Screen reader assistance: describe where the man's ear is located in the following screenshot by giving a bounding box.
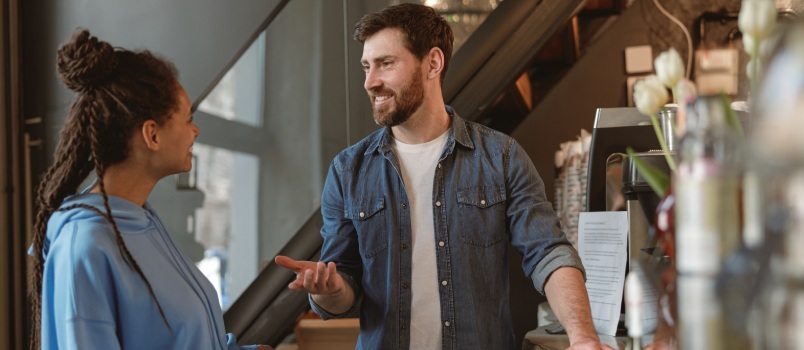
[426,47,444,81]
[141,120,160,150]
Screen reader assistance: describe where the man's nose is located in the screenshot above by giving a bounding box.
[364,68,381,92]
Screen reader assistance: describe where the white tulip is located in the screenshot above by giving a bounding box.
[742,33,756,55]
[739,0,777,40]
[654,48,685,88]
[743,32,781,57]
[742,33,760,55]
[634,75,670,116]
[746,56,764,82]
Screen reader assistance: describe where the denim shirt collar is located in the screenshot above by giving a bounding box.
[365,105,475,156]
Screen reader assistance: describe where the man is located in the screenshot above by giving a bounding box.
[276,3,612,349]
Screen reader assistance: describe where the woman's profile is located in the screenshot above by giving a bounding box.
[28,29,270,350]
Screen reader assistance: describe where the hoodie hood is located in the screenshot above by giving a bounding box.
[43,193,157,258]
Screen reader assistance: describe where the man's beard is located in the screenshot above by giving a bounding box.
[370,68,425,127]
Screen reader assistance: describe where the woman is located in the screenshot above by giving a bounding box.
[28,29,270,350]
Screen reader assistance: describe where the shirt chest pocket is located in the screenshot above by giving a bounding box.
[456,186,508,247]
[345,197,388,259]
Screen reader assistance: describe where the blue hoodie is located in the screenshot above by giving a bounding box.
[40,192,256,350]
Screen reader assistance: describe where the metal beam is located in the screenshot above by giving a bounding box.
[223,210,324,346]
[193,110,270,156]
[448,0,586,121]
[443,0,540,103]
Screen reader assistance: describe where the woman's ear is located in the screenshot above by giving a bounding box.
[141,120,160,150]
[426,47,444,81]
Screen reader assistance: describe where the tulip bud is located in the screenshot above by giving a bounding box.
[654,48,685,89]
[738,0,777,40]
[634,75,670,116]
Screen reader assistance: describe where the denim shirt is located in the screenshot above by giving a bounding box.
[311,106,584,349]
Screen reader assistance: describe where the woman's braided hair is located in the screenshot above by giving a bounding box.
[29,29,180,349]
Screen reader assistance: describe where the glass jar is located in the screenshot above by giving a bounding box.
[674,95,743,276]
[673,95,744,350]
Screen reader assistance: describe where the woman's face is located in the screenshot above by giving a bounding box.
[154,85,198,176]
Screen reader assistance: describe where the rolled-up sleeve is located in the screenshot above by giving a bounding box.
[309,272,360,319]
[530,245,585,294]
[504,138,585,295]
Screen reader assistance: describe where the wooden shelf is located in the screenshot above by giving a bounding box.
[294,318,360,350]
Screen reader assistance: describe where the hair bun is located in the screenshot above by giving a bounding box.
[56,29,118,93]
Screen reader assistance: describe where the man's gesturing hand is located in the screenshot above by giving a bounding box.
[274,255,345,295]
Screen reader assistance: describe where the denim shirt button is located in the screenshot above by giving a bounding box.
[441,280,448,286]
[444,321,450,327]
[438,241,445,247]
[402,243,408,250]
[402,283,408,289]
[359,212,365,218]
[480,199,486,206]
[402,202,407,209]
[435,201,441,207]
[401,323,406,330]
[437,163,442,169]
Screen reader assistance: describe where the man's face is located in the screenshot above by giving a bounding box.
[361,28,425,127]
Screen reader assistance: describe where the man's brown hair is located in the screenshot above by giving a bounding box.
[354,3,453,84]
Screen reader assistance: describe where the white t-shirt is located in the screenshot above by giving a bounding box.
[392,130,449,350]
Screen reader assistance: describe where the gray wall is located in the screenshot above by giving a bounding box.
[23,0,284,165]
[256,0,383,262]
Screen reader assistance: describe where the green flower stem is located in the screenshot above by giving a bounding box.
[672,86,678,105]
[648,113,677,172]
[721,92,744,141]
[670,87,679,133]
[626,147,669,198]
[751,40,760,94]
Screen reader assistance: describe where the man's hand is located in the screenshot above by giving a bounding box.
[544,267,616,350]
[274,255,345,295]
[274,255,356,315]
